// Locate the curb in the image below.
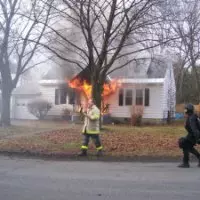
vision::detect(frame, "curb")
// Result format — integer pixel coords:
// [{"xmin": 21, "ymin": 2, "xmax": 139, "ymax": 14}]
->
[{"xmin": 0, "ymin": 150, "xmax": 182, "ymax": 162}]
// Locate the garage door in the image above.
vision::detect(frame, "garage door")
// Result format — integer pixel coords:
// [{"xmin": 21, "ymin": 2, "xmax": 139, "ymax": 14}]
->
[{"xmin": 14, "ymin": 98, "xmax": 37, "ymax": 120}]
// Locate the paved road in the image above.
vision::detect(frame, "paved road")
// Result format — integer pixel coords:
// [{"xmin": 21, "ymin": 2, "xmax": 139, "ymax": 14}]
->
[{"xmin": 0, "ymin": 156, "xmax": 200, "ymax": 200}]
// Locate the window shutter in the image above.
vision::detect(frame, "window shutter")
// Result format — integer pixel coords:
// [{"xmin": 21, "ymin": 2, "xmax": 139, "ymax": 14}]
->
[{"xmin": 145, "ymin": 88, "xmax": 150, "ymax": 106}]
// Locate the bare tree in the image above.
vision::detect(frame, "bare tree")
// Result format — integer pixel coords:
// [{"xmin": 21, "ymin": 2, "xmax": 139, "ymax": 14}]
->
[
  {"xmin": 40, "ymin": 0, "xmax": 170, "ymax": 110},
  {"xmin": 167, "ymin": 0, "xmax": 200, "ymax": 102},
  {"xmin": 0, "ymin": 0, "xmax": 54, "ymax": 126}
]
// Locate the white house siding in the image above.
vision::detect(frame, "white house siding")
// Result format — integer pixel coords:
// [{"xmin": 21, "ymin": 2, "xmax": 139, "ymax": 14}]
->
[
  {"xmin": 162, "ymin": 63, "xmax": 176, "ymax": 119},
  {"xmin": 169, "ymin": 64, "xmax": 176, "ymax": 117},
  {"xmin": 143, "ymin": 85, "xmax": 164, "ymax": 119},
  {"xmin": 39, "ymin": 85, "xmax": 57, "ymax": 104},
  {"xmin": 163, "ymin": 70, "xmax": 169, "ymax": 119},
  {"xmin": 39, "ymin": 85, "xmax": 73, "ymax": 116},
  {"xmin": 107, "ymin": 83, "xmax": 164, "ymax": 119}
]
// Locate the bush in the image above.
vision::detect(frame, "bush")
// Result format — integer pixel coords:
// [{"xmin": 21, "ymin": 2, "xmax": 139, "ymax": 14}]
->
[
  {"xmin": 61, "ymin": 108, "xmax": 72, "ymax": 120},
  {"xmin": 130, "ymin": 105, "xmax": 144, "ymax": 126},
  {"xmin": 27, "ymin": 99, "xmax": 52, "ymax": 120}
]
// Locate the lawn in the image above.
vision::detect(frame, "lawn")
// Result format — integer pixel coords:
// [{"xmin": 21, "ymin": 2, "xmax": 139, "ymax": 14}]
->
[
  {"xmin": 0, "ymin": 122, "xmax": 196, "ymax": 160},
  {"xmin": 0, "ymin": 120, "xmax": 73, "ymax": 139}
]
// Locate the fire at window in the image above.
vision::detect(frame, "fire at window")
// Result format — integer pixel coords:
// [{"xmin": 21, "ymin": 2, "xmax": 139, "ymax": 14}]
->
[{"xmin": 67, "ymin": 68, "xmax": 121, "ymax": 114}]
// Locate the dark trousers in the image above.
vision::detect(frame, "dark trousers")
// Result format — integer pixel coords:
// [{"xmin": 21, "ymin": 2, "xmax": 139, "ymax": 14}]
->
[
  {"xmin": 179, "ymin": 137, "xmax": 200, "ymax": 163},
  {"xmin": 81, "ymin": 133, "xmax": 102, "ymax": 151}
]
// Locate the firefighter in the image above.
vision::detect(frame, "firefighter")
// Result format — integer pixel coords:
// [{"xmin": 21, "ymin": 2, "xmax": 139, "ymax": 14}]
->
[
  {"xmin": 78, "ymin": 99, "xmax": 103, "ymax": 156},
  {"xmin": 178, "ymin": 103, "xmax": 200, "ymax": 168}
]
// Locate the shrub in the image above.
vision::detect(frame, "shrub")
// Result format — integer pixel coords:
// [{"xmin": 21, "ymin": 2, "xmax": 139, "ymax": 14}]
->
[
  {"xmin": 130, "ymin": 105, "xmax": 144, "ymax": 126},
  {"xmin": 27, "ymin": 99, "xmax": 52, "ymax": 120}
]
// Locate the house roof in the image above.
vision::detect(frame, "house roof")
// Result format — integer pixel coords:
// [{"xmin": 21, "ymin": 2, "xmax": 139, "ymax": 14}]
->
[
  {"xmin": 42, "ymin": 55, "xmax": 170, "ymax": 84},
  {"xmin": 147, "ymin": 57, "xmax": 169, "ymax": 78},
  {"xmin": 13, "ymin": 82, "xmax": 41, "ymax": 95},
  {"xmin": 39, "ymin": 79, "xmax": 66, "ymax": 86},
  {"xmin": 70, "ymin": 67, "xmax": 110, "ymax": 84},
  {"xmin": 42, "ymin": 66, "xmax": 63, "ymax": 80},
  {"xmin": 109, "ymin": 56, "xmax": 169, "ymax": 79},
  {"xmin": 42, "ymin": 65, "xmax": 80, "ymax": 81}
]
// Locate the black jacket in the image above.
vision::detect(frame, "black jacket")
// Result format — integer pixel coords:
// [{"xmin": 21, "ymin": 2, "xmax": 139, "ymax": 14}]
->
[{"xmin": 185, "ymin": 114, "xmax": 200, "ymax": 144}]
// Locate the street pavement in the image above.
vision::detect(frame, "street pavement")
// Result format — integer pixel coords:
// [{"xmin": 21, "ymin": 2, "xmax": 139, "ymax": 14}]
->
[{"xmin": 0, "ymin": 156, "xmax": 200, "ymax": 200}]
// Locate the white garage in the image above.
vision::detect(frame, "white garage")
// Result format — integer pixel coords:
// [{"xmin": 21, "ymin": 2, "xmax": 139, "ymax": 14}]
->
[
  {"xmin": 13, "ymin": 97, "xmax": 38, "ymax": 119},
  {"xmin": 12, "ymin": 83, "xmax": 41, "ymax": 120}
]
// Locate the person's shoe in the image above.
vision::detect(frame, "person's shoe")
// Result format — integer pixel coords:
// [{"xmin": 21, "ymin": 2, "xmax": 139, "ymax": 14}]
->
[
  {"xmin": 177, "ymin": 163, "xmax": 190, "ymax": 168},
  {"xmin": 78, "ymin": 150, "xmax": 87, "ymax": 157},
  {"xmin": 96, "ymin": 150, "xmax": 103, "ymax": 157}
]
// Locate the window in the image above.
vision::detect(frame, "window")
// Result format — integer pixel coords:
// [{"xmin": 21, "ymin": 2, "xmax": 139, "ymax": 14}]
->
[
  {"xmin": 68, "ymin": 90, "xmax": 75, "ymax": 104},
  {"xmin": 119, "ymin": 89, "xmax": 124, "ymax": 106},
  {"xmin": 145, "ymin": 88, "xmax": 150, "ymax": 106},
  {"xmin": 125, "ymin": 89, "xmax": 133, "ymax": 105},
  {"xmin": 60, "ymin": 89, "xmax": 67, "ymax": 104},
  {"xmin": 55, "ymin": 89, "xmax": 67, "ymax": 105},
  {"xmin": 136, "ymin": 89, "xmax": 143, "ymax": 105},
  {"xmin": 55, "ymin": 89, "xmax": 59, "ymax": 105}
]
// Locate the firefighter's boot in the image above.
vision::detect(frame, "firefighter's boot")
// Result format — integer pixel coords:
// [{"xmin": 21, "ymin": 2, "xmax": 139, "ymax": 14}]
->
[
  {"xmin": 96, "ymin": 150, "xmax": 103, "ymax": 157},
  {"xmin": 78, "ymin": 149, "xmax": 87, "ymax": 157}
]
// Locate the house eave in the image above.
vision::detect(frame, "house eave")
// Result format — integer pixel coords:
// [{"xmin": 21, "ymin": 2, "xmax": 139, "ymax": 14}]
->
[
  {"xmin": 12, "ymin": 92, "xmax": 41, "ymax": 96},
  {"xmin": 120, "ymin": 78, "xmax": 165, "ymax": 84},
  {"xmin": 39, "ymin": 80, "xmax": 66, "ymax": 86}
]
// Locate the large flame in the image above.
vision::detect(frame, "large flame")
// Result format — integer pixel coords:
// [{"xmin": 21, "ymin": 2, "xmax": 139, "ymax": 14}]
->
[{"xmin": 68, "ymin": 78, "xmax": 121, "ymax": 100}]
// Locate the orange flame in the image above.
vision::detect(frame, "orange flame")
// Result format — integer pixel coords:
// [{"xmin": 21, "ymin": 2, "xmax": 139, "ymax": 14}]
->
[{"xmin": 68, "ymin": 78, "xmax": 121, "ymax": 100}]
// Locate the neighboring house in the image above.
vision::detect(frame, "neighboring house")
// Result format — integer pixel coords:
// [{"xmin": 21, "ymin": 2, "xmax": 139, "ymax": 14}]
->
[{"xmin": 7, "ymin": 55, "xmax": 176, "ymax": 122}]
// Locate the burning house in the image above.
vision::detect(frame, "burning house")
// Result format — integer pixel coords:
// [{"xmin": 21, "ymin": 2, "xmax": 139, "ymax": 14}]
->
[
  {"xmin": 67, "ymin": 56, "xmax": 176, "ymax": 123},
  {"xmin": 10, "ymin": 55, "xmax": 176, "ymax": 123}
]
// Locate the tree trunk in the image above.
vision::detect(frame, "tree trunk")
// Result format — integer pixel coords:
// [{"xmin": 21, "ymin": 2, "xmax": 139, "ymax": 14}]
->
[
  {"xmin": 0, "ymin": 81, "xmax": 12, "ymax": 127},
  {"xmin": 194, "ymin": 69, "xmax": 200, "ymax": 103},
  {"xmin": 92, "ymin": 78, "xmax": 103, "ymax": 129}
]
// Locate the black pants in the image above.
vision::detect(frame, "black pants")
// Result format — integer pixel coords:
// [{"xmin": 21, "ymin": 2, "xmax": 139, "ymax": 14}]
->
[
  {"xmin": 81, "ymin": 134, "xmax": 102, "ymax": 151},
  {"xmin": 178, "ymin": 137, "xmax": 200, "ymax": 163}
]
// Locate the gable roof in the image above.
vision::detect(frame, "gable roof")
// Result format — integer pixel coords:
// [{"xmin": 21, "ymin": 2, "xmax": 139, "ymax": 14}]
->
[
  {"xmin": 42, "ymin": 64, "xmax": 81, "ymax": 81},
  {"xmin": 70, "ymin": 66, "xmax": 110, "ymax": 84},
  {"xmin": 109, "ymin": 56, "xmax": 169, "ymax": 79},
  {"xmin": 147, "ymin": 57, "xmax": 168, "ymax": 78},
  {"xmin": 42, "ymin": 55, "xmax": 170, "ymax": 82},
  {"xmin": 42, "ymin": 66, "xmax": 63, "ymax": 80}
]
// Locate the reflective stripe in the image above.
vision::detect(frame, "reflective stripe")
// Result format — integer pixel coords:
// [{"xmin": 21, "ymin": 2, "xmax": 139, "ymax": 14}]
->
[
  {"xmin": 82, "ymin": 130, "xmax": 100, "ymax": 134},
  {"xmin": 96, "ymin": 146, "xmax": 103, "ymax": 151},
  {"xmin": 81, "ymin": 145, "xmax": 88, "ymax": 150},
  {"xmin": 91, "ymin": 114, "xmax": 100, "ymax": 120},
  {"xmin": 82, "ymin": 131, "xmax": 100, "ymax": 134}
]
